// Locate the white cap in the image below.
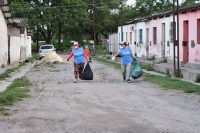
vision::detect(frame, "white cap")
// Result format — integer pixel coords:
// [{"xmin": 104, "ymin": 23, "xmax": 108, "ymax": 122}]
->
[{"xmin": 74, "ymin": 41, "xmax": 79, "ymax": 45}]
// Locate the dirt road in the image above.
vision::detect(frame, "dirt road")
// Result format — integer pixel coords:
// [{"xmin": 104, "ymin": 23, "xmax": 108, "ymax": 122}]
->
[{"xmin": 0, "ymin": 59, "xmax": 200, "ymax": 133}]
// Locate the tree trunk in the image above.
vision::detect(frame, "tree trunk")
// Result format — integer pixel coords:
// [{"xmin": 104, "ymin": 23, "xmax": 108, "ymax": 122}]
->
[
  {"xmin": 58, "ymin": 20, "xmax": 62, "ymax": 46},
  {"xmin": 95, "ymin": 32, "xmax": 99, "ymax": 45},
  {"xmin": 46, "ymin": 25, "xmax": 53, "ymax": 44},
  {"xmin": 36, "ymin": 28, "xmax": 39, "ymax": 50}
]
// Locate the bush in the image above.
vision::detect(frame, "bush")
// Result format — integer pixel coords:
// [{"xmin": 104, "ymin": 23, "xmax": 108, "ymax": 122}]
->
[
  {"xmin": 147, "ymin": 55, "xmax": 156, "ymax": 61},
  {"xmin": 161, "ymin": 58, "xmax": 168, "ymax": 63},
  {"xmin": 175, "ymin": 70, "xmax": 183, "ymax": 78}
]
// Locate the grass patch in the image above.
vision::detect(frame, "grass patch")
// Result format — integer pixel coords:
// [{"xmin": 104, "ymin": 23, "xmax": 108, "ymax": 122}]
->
[
  {"xmin": 96, "ymin": 45, "xmax": 107, "ymax": 55},
  {"xmin": 160, "ymin": 58, "xmax": 168, "ymax": 63},
  {"xmin": 0, "ymin": 62, "xmax": 26, "ymax": 80},
  {"xmin": 143, "ymin": 74, "xmax": 200, "ymax": 93},
  {"xmin": 0, "ymin": 77, "xmax": 31, "ymax": 116},
  {"xmin": 25, "ymin": 57, "xmax": 35, "ymax": 63},
  {"xmin": 140, "ymin": 64, "xmax": 154, "ymax": 71},
  {"xmin": 93, "ymin": 56, "xmax": 121, "ymax": 69},
  {"xmin": 94, "ymin": 56, "xmax": 200, "ymax": 93},
  {"xmin": 25, "ymin": 53, "xmax": 39, "ymax": 63}
]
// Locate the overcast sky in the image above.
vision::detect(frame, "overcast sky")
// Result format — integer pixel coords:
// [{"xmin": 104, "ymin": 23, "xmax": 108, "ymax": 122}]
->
[{"xmin": 126, "ymin": 0, "xmax": 135, "ymax": 6}]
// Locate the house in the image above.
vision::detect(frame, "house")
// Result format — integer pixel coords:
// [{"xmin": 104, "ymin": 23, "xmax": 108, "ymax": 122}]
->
[
  {"xmin": 0, "ymin": 0, "xmax": 32, "ymax": 68},
  {"xmin": 178, "ymin": 4, "xmax": 200, "ymax": 65},
  {"xmin": 116, "ymin": 4, "xmax": 200, "ymax": 66},
  {"xmin": 108, "ymin": 33, "xmax": 118, "ymax": 54},
  {"xmin": 0, "ymin": 0, "xmax": 11, "ymax": 67}
]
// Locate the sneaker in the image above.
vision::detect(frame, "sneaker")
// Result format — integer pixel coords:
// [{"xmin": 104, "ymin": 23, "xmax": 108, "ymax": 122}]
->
[
  {"xmin": 74, "ymin": 79, "xmax": 77, "ymax": 83},
  {"xmin": 127, "ymin": 79, "xmax": 131, "ymax": 83}
]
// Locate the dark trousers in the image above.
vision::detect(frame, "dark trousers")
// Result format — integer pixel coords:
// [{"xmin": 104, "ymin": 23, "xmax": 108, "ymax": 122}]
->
[{"xmin": 74, "ymin": 63, "xmax": 84, "ymax": 79}]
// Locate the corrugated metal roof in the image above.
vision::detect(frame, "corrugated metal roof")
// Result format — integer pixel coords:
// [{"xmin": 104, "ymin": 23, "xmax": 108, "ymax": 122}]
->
[{"xmin": 121, "ymin": 3, "xmax": 200, "ymax": 26}]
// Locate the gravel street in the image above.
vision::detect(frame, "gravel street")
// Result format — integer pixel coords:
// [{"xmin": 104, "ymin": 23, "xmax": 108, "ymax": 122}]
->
[{"xmin": 0, "ymin": 58, "xmax": 200, "ymax": 133}]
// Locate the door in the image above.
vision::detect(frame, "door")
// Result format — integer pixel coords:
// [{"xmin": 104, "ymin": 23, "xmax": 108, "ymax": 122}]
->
[
  {"xmin": 146, "ymin": 28, "xmax": 149, "ymax": 58},
  {"xmin": 130, "ymin": 32, "xmax": 132, "ymax": 45},
  {"xmin": 126, "ymin": 32, "xmax": 128, "ymax": 44},
  {"xmin": 183, "ymin": 21, "xmax": 189, "ymax": 64},
  {"xmin": 8, "ymin": 35, "xmax": 11, "ymax": 65},
  {"xmin": 161, "ymin": 23, "xmax": 166, "ymax": 58}
]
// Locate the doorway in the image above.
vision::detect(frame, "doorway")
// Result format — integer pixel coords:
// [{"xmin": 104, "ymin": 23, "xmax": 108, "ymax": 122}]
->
[
  {"xmin": 8, "ymin": 35, "xmax": 11, "ymax": 65},
  {"xmin": 146, "ymin": 28, "xmax": 149, "ymax": 58},
  {"xmin": 183, "ymin": 20, "xmax": 189, "ymax": 64},
  {"xmin": 161, "ymin": 23, "xmax": 166, "ymax": 58}
]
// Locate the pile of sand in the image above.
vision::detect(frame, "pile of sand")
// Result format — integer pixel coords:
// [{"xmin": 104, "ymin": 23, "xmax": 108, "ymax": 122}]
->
[{"xmin": 36, "ymin": 51, "xmax": 66, "ymax": 65}]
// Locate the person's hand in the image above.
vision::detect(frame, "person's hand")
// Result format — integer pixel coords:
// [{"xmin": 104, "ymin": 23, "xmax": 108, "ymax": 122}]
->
[
  {"xmin": 67, "ymin": 59, "xmax": 69, "ymax": 61},
  {"xmin": 112, "ymin": 56, "xmax": 115, "ymax": 60}
]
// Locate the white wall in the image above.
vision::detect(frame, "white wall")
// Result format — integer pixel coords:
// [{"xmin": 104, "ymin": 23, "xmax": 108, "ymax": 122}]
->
[
  {"xmin": 26, "ymin": 36, "xmax": 32, "ymax": 58},
  {"xmin": 162, "ymin": 16, "xmax": 178, "ymax": 61},
  {"xmin": 20, "ymin": 33, "xmax": 26, "ymax": 61},
  {"xmin": 134, "ymin": 22, "xmax": 146, "ymax": 57},
  {"xmin": 0, "ymin": 9, "xmax": 8, "ymax": 67},
  {"xmin": 10, "ymin": 36, "xmax": 21, "ymax": 64},
  {"xmin": 125, "ymin": 24, "xmax": 135, "ymax": 51},
  {"xmin": 20, "ymin": 28, "xmax": 32, "ymax": 61}
]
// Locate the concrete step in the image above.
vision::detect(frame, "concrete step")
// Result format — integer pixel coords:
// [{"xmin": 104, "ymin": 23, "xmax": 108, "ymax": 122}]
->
[
  {"xmin": 183, "ymin": 63, "xmax": 200, "ymax": 69},
  {"xmin": 181, "ymin": 67, "xmax": 200, "ymax": 83},
  {"xmin": 139, "ymin": 60, "xmax": 200, "ymax": 83}
]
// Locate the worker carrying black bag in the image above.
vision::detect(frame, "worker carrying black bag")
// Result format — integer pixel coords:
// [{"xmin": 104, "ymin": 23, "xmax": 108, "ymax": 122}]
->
[{"xmin": 82, "ymin": 62, "xmax": 93, "ymax": 80}]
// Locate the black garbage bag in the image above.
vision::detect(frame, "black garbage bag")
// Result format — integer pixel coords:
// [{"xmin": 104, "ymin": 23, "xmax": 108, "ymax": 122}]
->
[
  {"xmin": 130, "ymin": 57, "xmax": 143, "ymax": 79},
  {"xmin": 82, "ymin": 62, "xmax": 93, "ymax": 80}
]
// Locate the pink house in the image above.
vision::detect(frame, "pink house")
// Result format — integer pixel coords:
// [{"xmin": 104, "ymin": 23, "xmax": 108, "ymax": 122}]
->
[{"xmin": 179, "ymin": 6, "xmax": 200, "ymax": 65}]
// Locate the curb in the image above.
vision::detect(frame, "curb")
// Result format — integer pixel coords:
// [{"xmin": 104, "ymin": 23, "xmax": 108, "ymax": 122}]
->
[
  {"xmin": 95, "ymin": 56, "xmax": 200, "ymax": 86},
  {"xmin": 0, "ymin": 62, "xmax": 35, "ymax": 92}
]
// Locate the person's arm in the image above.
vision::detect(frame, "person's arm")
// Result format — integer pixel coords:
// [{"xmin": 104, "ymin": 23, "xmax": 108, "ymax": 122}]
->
[
  {"xmin": 112, "ymin": 51, "xmax": 120, "ymax": 60},
  {"xmin": 67, "ymin": 51, "xmax": 73, "ymax": 61},
  {"xmin": 83, "ymin": 52, "xmax": 89, "ymax": 62},
  {"xmin": 113, "ymin": 51, "xmax": 119, "ymax": 57},
  {"xmin": 131, "ymin": 48, "xmax": 135, "ymax": 58}
]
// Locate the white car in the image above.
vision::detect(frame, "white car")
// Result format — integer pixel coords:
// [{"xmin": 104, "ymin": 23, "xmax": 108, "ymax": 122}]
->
[{"xmin": 39, "ymin": 44, "xmax": 55, "ymax": 59}]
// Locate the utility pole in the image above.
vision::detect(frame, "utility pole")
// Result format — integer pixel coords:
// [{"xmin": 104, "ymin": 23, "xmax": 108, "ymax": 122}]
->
[
  {"xmin": 119, "ymin": 1, "xmax": 123, "ymax": 42},
  {"xmin": 92, "ymin": 0, "xmax": 97, "ymax": 54},
  {"xmin": 176, "ymin": 0, "xmax": 180, "ymax": 72},
  {"xmin": 173, "ymin": 0, "xmax": 176, "ymax": 74}
]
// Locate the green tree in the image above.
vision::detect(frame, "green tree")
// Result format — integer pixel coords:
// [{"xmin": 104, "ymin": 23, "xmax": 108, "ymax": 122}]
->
[
  {"xmin": 182, "ymin": 0, "xmax": 197, "ymax": 7},
  {"xmin": 134, "ymin": 0, "xmax": 172, "ymax": 17},
  {"xmin": 10, "ymin": 0, "xmax": 128, "ymax": 49}
]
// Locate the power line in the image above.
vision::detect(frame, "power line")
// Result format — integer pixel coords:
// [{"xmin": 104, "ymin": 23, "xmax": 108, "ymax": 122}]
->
[{"xmin": 11, "ymin": 2, "xmax": 119, "ymax": 11}]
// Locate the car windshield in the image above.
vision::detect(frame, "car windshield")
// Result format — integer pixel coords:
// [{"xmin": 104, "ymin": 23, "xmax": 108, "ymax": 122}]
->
[{"xmin": 41, "ymin": 46, "xmax": 53, "ymax": 49}]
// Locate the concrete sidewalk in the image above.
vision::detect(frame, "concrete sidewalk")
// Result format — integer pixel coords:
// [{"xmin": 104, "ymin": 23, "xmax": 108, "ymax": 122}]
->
[
  {"xmin": 139, "ymin": 59, "xmax": 200, "ymax": 84},
  {"xmin": 98, "ymin": 55, "xmax": 200, "ymax": 85},
  {"xmin": 0, "ymin": 63, "xmax": 34, "ymax": 92}
]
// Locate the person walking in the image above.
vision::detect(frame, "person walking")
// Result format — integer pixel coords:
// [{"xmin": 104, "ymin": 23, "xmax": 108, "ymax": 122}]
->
[
  {"xmin": 112, "ymin": 42, "xmax": 135, "ymax": 83},
  {"xmin": 67, "ymin": 41, "xmax": 88, "ymax": 83},
  {"xmin": 84, "ymin": 44, "xmax": 92, "ymax": 62}
]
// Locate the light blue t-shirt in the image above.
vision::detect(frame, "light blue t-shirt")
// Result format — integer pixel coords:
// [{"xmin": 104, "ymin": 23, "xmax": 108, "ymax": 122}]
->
[
  {"xmin": 119, "ymin": 47, "xmax": 132, "ymax": 65},
  {"xmin": 72, "ymin": 48, "xmax": 84, "ymax": 64}
]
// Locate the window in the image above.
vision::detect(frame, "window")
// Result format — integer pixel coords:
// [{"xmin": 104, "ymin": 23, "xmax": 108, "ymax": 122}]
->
[
  {"xmin": 197, "ymin": 19, "xmax": 200, "ymax": 44},
  {"xmin": 126, "ymin": 32, "xmax": 128, "ymax": 43},
  {"xmin": 41, "ymin": 45, "xmax": 53, "ymax": 49},
  {"xmin": 119, "ymin": 33, "xmax": 120, "ymax": 43},
  {"xmin": 153, "ymin": 27, "xmax": 157, "ymax": 44},
  {"xmin": 135, "ymin": 30, "xmax": 137, "ymax": 43},
  {"xmin": 170, "ymin": 22, "xmax": 176, "ymax": 42},
  {"xmin": 146, "ymin": 28, "xmax": 149, "ymax": 43},
  {"xmin": 130, "ymin": 32, "xmax": 132, "ymax": 45},
  {"xmin": 139, "ymin": 29, "xmax": 143, "ymax": 43}
]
